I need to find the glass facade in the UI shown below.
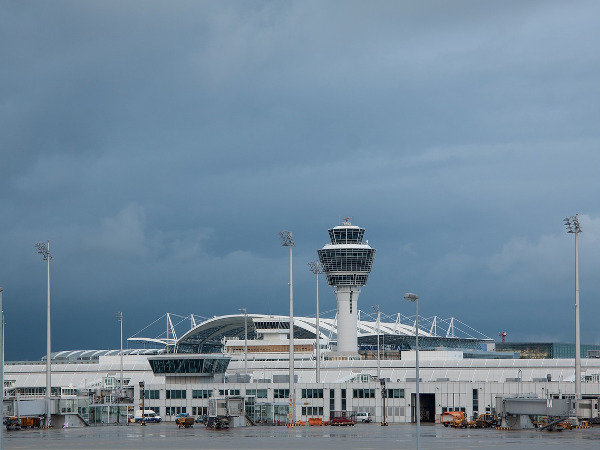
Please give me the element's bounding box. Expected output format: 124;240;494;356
148;357;229;374
495;342;600;359
328;227;365;244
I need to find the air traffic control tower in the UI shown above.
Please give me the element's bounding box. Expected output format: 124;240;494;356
318;219;376;355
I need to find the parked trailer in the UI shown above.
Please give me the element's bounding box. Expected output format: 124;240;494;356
6;417;21;431
20;417;41;429
176;417;194;428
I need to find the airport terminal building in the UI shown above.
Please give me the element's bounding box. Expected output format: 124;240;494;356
4;221;600;426
4;310;600;425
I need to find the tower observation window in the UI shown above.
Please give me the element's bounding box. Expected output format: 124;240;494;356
329;228;365;245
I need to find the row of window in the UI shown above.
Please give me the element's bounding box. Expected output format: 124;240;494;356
441;407;466;413
141;403;408;419
166;389;186;399
165;406;186;416
328;228;365;245
141;387;404;401
145;389;160;399
226;345;314;353
302;406;324;416
219;389;240;396
301;389;324;399
353;389;376;399
192;406;208;416
273;389;289;399
192;390;213;399
387;389;405;399
246;389;268;398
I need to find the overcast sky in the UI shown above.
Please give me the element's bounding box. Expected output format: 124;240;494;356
2;1;600;361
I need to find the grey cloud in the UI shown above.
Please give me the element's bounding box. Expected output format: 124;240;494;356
2;1;600;360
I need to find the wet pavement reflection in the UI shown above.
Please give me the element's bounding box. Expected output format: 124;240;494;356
4;422;600;449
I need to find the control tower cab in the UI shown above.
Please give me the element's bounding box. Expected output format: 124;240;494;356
317;219;376;354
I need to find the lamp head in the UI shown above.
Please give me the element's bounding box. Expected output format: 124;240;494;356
404;293;419;302
279;231;294;247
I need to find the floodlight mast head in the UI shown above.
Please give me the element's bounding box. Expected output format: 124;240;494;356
404;293;419;302
35;241;52;261
564;214;582;234
279;231;294;247
307;260;323;275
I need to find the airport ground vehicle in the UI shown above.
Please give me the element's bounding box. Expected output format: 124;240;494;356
134;409;162;423
474;413;498;428
330;411;356;426
440;411;467;427
6;417;21;431
176;417;194;428
355;412;372;423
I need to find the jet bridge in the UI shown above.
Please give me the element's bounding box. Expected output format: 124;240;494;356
496;396;574;429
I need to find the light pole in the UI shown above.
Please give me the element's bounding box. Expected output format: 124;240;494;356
0;287;4;450
380;378;388;426
564;214;582;401
404;293;420;450
372;305;380;380
239;308;248;377
139;381;146;426
35;240;52;428
307;260;323;384
279;231;295;424
116;312;124;403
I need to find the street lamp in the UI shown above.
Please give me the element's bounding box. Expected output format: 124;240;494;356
35;240;52;428
372;305;381;380
279;231;295;424
404;293;420;450
139;381;146;426
307;260;323;383
564;214;582;401
0;287;4;449
239;308;248;377
116;312;124;402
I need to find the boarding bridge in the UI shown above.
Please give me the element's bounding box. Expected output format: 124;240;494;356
496;397;574;429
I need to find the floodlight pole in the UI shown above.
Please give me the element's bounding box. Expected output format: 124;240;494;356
139;381;146;426
564;214;582;402
35;240;52;428
308;261;323;384
117;312;124;402
279;231;295;424
0;287;4;450
240;307;248;377
404;293;420;450
373;305;381;380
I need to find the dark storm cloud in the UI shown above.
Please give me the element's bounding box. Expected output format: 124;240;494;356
2;1;600;360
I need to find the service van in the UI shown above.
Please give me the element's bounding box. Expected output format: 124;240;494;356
134;409;162;423
356;412;372;423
